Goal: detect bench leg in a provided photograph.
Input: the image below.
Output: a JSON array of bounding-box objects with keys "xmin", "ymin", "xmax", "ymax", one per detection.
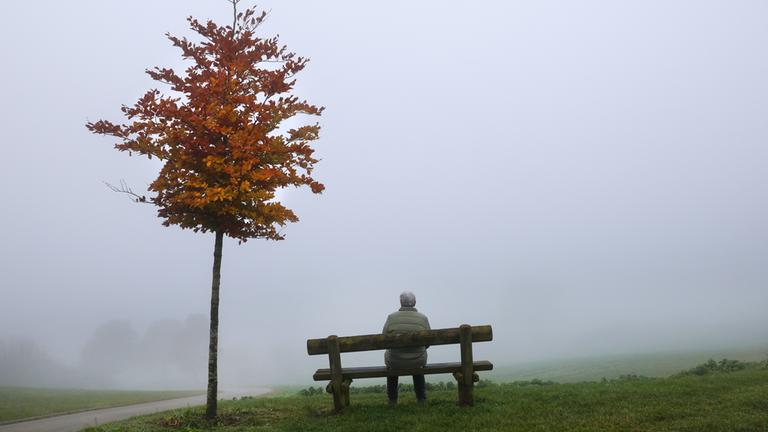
[
  {"xmin": 453, "ymin": 371, "xmax": 479, "ymax": 406},
  {"xmin": 457, "ymin": 325, "xmax": 477, "ymax": 406},
  {"xmin": 326, "ymin": 381, "xmax": 345, "ymax": 412},
  {"xmin": 327, "ymin": 335, "xmax": 345, "ymax": 412},
  {"xmin": 341, "ymin": 378, "xmax": 352, "ymax": 407}
]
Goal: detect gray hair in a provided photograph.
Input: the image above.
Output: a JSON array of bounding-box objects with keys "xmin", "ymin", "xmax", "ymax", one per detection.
[{"xmin": 399, "ymin": 291, "xmax": 416, "ymax": 307}]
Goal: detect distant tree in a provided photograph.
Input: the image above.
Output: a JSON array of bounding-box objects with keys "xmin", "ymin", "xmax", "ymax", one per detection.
[
  {"xmin": 86, "ymin": 0, "xmax": 324, "ymax": 418},
  {"xmin": 0, "ymin": 338, "xmax": 70, "ymax": 388},
  {"xmin": 79, "ymin": 320, "xmax": 138, "ymax": 386}
]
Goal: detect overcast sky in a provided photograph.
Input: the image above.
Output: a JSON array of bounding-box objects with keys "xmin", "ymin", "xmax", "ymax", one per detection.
[{"xmin": 1, "ymin": 0, "xmax": 767, "ymax": 388}]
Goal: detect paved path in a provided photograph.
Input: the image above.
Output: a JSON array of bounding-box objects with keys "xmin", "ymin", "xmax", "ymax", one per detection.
[{"xmin": 0, "ymin": 388, "xmax": 271, "ymax": 432}]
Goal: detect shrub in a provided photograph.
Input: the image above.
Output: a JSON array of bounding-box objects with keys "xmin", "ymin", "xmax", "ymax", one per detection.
[
  {"xmin": 299, "ymin": 386, "xmax": 325, "ymax": 397},
  {"xmin": 503, "ymin": 379, "xmax": 555, "ymax": 387},
  {"xmin": 617, "ymin": 374, "xmax": 650, "ymax": 381},
  {"xmin": 677, "ymin": 358, "xmax": 748, "ymax": 376},
  {"xmin": 476, "ymin": 379, "xmax": 498, "ymax": 388}
]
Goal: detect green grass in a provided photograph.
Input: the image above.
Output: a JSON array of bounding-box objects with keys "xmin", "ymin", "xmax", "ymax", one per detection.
[
  {"xmin": 84, "ymin": 366, "xmax": 768, "ymax": 432},
  {"xmin": 0, "ymin": 387, "xmax": 202, "ymax": 423},
  {"xmin": 489, "ymin": 347, "xmax": 768, "ymax": 383}
]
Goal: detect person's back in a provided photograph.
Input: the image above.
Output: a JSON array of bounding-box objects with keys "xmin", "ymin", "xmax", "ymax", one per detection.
[
  {"xmin": 382, "ymin": 291, "xmax": 431, "ymax": 404},
  {"xmin": 383, "ymin": 306, "xmax": 430, "ymax": 368}
]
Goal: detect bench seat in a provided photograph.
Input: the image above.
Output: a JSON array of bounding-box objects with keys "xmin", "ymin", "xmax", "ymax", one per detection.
[{"xmin": 313, "ymin": 360, "xmax": 493, "ymax": 381}]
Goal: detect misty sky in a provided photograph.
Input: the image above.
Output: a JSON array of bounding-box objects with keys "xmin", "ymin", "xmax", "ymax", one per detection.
[{"xmin": 1, "ymin": 0, "xmax": 767, "ymax": 388}]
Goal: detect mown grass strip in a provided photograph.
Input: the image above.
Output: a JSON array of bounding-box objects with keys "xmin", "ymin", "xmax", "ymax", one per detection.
[{"xmin": 0, "ymin": 387, "xmax": 202, "ymax": 423}]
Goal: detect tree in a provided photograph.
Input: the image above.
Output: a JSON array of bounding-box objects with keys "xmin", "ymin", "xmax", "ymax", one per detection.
[{"xmin": 86, "ymin": 1, "xmax": 324, "ymax": 419}]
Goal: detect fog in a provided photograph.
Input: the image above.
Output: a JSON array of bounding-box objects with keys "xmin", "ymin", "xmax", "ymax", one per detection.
[{"xmin": 1, "ymin": 0, "xmax": 767, "ymax": 390}]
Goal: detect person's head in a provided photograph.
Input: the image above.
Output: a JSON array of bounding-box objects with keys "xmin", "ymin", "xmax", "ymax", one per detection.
[{"xmin": 399, "ymin": 291, "xmax": 416, "ymax": 308}]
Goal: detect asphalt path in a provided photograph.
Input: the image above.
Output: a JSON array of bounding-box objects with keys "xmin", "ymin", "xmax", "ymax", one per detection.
[{"xmin": 0, "ymin": 388, "xmax": 272, "ymax": 432}]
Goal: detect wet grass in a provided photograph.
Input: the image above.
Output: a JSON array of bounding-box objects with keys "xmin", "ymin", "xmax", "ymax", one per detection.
[
  {"xmin": 488, "ymin": 347, "xmax": 768, "ymax": 383},
  {"xmin": 0, "ymin": 387, "xmax": 201, "ymax": 423},
  {"xmin": 85, "ymin": 366, "xmax": 768, "ymax": 432}
]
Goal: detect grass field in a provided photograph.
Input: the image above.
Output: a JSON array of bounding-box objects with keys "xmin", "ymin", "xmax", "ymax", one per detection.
[
  {"xmin": 84, "ymin": 364, "xmax": 768, "ymax": 432},
  {"xmin": 0, "ymin": 387, "xmax": 202, "ymax": 423},
  {"xmin": 489, "ymin": 347, "xmax": 768, "ymax": 383}
]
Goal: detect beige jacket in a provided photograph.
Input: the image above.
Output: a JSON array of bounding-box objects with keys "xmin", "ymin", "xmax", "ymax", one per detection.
[{"xmin": 382, "ymin": 307, "xmax": 431, "ymax": 369}]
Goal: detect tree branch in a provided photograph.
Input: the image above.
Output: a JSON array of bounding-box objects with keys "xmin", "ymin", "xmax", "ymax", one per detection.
[
  {"xmin": 104, "ymin": 180, "xmax": 152, "ymax": 204},
  {"xmin": 228, "ymin": 0, "xmax": 241, "ymax": 36}
]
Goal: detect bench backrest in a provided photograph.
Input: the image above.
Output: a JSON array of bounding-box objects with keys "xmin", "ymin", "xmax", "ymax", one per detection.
[{"xmin": 307, "ymin": 324, "xmax": 492, "ymax": 355}]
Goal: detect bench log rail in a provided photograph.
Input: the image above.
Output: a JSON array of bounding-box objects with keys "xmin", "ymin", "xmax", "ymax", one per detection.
[{"xmin": 307, "ymin": 324, "xmax": 493, "ymax": 411}]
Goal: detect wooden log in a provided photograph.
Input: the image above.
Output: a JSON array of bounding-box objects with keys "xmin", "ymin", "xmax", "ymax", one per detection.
[
  {"xmin": 327, "ymin": 335, "xmax": 345, "ymax": 412},
  {"xmin": 307, "ymin": 325, "xmax": 493, "ymax": 355},
  {"xmin": 312, "ymin": 360, "xmax": 494, "ymax": 381},
  {"xmin": 341, "ymin": 378, "xmax": 352, "ymax": 407},
  {"xmin": 458, "ymin": 324, "xmax": 474, "ymax": 406}
]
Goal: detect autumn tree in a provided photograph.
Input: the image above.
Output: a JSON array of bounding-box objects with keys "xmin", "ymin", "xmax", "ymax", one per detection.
[{"xmin": 86, "ymin": 1, "xmax": 324, "ymax": 419}]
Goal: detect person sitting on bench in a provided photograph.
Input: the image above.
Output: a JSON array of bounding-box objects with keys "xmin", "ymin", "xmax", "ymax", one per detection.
[{"xmin": 382, "ymin": 291, "xmax": 432, "ymax": 404}]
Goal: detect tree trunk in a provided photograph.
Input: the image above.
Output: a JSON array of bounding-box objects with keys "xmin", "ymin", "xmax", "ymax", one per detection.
[{"xmin": 205, "ymin": 230, "xmax": 224, "ymax": 419}]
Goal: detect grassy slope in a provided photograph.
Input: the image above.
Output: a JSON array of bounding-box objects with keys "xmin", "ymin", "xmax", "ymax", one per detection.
[
  {"xmin": 85, "ymin": 368, "xmax": 768, "ymax": 432},
  {"xmin": 489, "ymin": 347, "xmax": 767, "ymax": 383},
  {"xmin": 0, "ymin": 387, "xmax": 202, "ymax": 423}
]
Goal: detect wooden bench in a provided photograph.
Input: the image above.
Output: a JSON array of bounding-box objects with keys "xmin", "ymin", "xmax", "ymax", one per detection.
[{"xmin": 306, "ymin": 324, "xmax": 493, "ymax": 411}]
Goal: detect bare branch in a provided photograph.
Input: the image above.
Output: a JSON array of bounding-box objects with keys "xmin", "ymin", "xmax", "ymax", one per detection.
[
  {"xmin": 104, "ymin": 180, "xmax": 152, "ymax": 204},
  {"xmin": 229, "ymin": 0, "xmax": 241, "ymax": 35}
]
